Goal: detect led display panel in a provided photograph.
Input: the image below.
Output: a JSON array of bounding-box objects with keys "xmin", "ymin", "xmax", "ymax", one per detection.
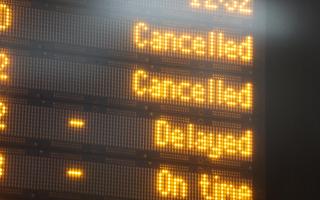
[
  {"xmin": 0, "ymin": 0, "xmax": 265, "ymax": 199},
  {"xmin": 0, "ymin": 0, "xmax": 253, "ymax": 71},
  {"xmin": 0, "ymin": 98, "xmax": 253, "ymax": 166},
  {"xmin": 0, "ymin": 51, "xmax": 254, "ymax": 116},
  {"xmin": 0, "ymin": 150, "xmax": 253, "ymax": 200}
]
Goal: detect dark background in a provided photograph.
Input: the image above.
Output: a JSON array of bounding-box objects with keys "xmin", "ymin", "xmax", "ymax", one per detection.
[{"xmin": 266, "ymin": 0, "xmax": 319, "ymax": 199}]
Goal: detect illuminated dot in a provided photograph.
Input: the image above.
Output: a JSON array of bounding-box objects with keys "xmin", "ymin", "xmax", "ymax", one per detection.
[
  {"xmin": 68, "ymin": 119, "xmax": 85, "ymax": 129},
  {"xmin": 0, "ymin": 155, "xmax": 4, "ymax": 177},
  {"xmin": 0, "ymin": 124, "xmax": 6, "ymax": 130},
  {"xmin": 0, "ymin": 75, "xmax": 7, "ymax": 80},
  {"xmin": 66, "ymin": 168, "xmax": 83, "ymax": 178}
]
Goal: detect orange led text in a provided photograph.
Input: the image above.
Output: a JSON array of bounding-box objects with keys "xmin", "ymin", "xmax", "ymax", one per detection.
[
  {"xmin": 190, "ymin": 0, "xmax": 252, "ymax": 15},
  {"xmin": 200, "ymin": 175, "xmax": 252, "ymax": 200},
  {"xmin": 133, "ymin": 70, "xmax": 253, "ymax": 111},
  {"xmin": 156, "ymin": 169, "xmax": 252, "ymax": 199},
  {"xmin": 134, "ymin": 22, "xmax": 253, "ymax": 64},
  {"xmin": 155, "ymin": 120, "xmax": 252, "ymax": 160}
]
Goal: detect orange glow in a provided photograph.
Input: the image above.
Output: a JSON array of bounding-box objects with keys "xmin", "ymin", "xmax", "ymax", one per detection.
[
  {"xmin": 0, "ymin": 154, "xmax": 4, "ymax": 177},
  {"xmin": 134, "ymin": 22, "xmax": 253, "ymax": 65},
  {"xmin": 0, "ymin": 53, "xmax": 9, "ymax": 81},
  {"xmin": 190, "ymin": 0, "xmax": 253, "ymax": 15},
  {"xmin": 0, "ymin": 3, "xmax": 12, "ymax": 31},
  {"xmin": 0, "ymin": 102, "xmax": 7, "ymax": 131},
  {"xmin": 68, "ymin": 119, "xmax": 85, "ymax": 129},
  {"xmin": 200, "ymin": 175, "xmax": 252, "ymax": 200},
  {"xmin": 155, "ymin": 120, "xmax": 252, "ymax": 160},
  {"xmin": 66, "ymin": 168, "xmax": 83, "ymax": 178},
  {"xmin": 132, "ymin": 70, "xmax": 253, "ymax": 111},
  {"xmin": 0, "ymin": 74, "xmax": 7, "ymax": 80}
]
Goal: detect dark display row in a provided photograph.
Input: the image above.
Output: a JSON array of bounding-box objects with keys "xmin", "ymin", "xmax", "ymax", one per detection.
[
  {"xmin": 0, "ymin": 97, "xmax": 253, "ymax": 168},
  {"xmin": 0, "ymin": 0, "xmax": 253, "ymax": 71},
  {"xmin": 0, "ymin": 148, "xmax": 253, "ymax": 200},
  {"xmin": 0, "ymin": 50, "xmax": 254, "ymax": 119}
]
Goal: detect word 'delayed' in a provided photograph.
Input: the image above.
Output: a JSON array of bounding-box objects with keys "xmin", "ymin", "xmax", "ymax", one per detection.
[{"xmin": 155, "ymin": 120, "xmax": 252, "ymax": 160}]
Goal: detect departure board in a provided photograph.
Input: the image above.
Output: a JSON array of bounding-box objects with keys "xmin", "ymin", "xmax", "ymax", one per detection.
[{"xmin": 0, "ymin": 0, "xmax": 265, "ymax": 200}]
